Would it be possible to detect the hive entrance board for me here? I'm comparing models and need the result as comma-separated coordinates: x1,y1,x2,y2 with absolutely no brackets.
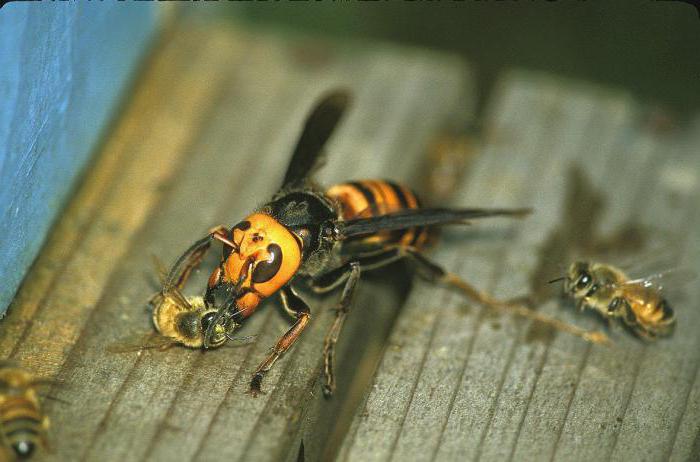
0,20,472,462
338,73,700,462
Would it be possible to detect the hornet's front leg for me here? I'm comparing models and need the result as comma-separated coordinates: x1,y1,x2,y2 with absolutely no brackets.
166,225,231,289
249,285,311,396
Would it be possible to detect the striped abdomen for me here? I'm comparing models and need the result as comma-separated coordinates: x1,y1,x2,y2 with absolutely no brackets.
326,180,431,249
0,396,47,459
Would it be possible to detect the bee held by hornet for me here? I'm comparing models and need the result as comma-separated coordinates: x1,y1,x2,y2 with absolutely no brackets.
161,89,601,398
108,258,253,353
551,261,687,339
0,362,50,461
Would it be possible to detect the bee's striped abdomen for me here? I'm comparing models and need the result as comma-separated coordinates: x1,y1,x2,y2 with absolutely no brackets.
0,397,46,459
326,180,431,249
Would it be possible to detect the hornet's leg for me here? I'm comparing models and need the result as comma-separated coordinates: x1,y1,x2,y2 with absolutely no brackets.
310,248,405,397
166,225,229,290
249,285,311,396
309,247,404,293
402,247,610,345
320,262,360,397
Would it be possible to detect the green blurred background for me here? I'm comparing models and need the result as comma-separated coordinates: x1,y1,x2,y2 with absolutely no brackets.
209,2,699,116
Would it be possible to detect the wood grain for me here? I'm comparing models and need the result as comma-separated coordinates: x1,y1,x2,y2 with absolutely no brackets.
4,17,698,462
338,73,700,462
0,21,472,462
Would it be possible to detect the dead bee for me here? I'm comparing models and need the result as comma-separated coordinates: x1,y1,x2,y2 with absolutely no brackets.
552,261,688,339
0,363,50,460
109,259,246,353
149,290,228,349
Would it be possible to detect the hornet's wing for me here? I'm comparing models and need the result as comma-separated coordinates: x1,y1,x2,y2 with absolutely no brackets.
336,207,532,240
280,89,351,189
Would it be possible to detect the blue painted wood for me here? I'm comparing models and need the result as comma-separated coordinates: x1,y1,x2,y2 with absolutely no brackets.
0,4,157,316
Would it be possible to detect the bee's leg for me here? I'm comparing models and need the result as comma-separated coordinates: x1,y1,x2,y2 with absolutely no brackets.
321,262,361,398
619,301,653,340
400,247,611,345
249,285,311,397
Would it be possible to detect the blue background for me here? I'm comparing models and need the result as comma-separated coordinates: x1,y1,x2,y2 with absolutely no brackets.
0,4,157,316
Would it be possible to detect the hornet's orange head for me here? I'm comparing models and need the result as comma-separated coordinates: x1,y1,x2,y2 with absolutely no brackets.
203,212,302,347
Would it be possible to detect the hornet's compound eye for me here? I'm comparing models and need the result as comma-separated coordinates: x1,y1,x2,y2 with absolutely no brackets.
251,244,283,283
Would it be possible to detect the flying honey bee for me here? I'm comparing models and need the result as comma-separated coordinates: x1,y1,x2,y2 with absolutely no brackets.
0,363,49,460
552,261,685,339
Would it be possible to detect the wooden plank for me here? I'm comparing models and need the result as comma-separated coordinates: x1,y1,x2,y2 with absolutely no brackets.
338,73,575,462
338,73,700,461
606,131,700,461
509,94,653,461
670,352,700,462
0,20,473,462
475,86,637,462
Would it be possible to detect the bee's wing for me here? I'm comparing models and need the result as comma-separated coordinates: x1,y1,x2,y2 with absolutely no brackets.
280,90,352,189
106,332,178,353
618,268,698,293
612,244,685,275
151,254,170,287
337,207,532,240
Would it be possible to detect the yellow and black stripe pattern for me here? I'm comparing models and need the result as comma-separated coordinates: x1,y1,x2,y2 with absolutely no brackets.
0,365,48,460
326,179,432,249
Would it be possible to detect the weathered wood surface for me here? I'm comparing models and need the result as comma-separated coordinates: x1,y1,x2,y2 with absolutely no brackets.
0,19,473,462
338,73,700,462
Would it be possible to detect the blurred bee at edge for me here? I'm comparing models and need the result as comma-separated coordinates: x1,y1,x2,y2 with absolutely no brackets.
0,363,50,460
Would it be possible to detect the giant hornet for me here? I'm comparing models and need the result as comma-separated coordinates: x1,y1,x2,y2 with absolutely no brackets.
163,90,600,397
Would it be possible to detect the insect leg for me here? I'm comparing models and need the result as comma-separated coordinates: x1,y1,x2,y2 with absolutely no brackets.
618,301,654,340
310,248,408,397
321,262,360,397
249,285,311,396
309,247,404,293
402,247,610,345
165,225,228,290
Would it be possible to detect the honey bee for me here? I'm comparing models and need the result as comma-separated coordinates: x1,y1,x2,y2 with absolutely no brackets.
108,258,249,353
555,261,681,339
149,288,229,349
0,363,49,460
